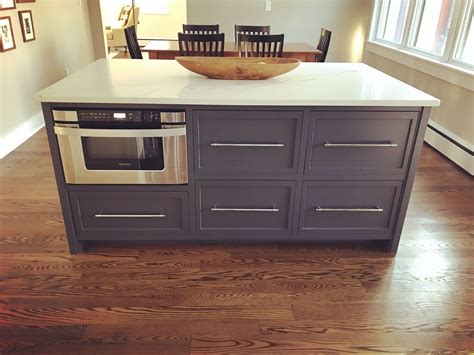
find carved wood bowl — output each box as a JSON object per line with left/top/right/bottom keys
{"left": 175, "top": 56, "right": 301, "bottom": 80}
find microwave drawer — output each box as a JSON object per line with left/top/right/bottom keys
{"left": 197, "top": 181, "right": 296, "bottom": 238}
{"left": 298, "top": 181, "right": 403, "bottom": 239}
{"left": 305, "top": 110, "right": 419, "bottom": 175}
{"left": 70, "top": 191, "right": 189, "bottom": 240}
{"left": 194, "top": 110, "right": 303, "bottom": 175}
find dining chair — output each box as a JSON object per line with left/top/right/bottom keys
{"left": 178, "top": 33, "right": 225, "bottom": 57}
{"left": 182, "top": 24, "right": 219, "bottom": 34}
{"left": 124, "top": 25, "right": 143, "bottom": 59}
{"left": 316, "top": 28, "right": 331, "bottom": 62}
{"left": 237, "top": 33, "right": 284, "bottom": 58}
{"left": 234, "top": 25, "right": 271, "bottom": 42}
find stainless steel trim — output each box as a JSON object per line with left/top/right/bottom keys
{"left": 324, "top": 142, "right": 398, "bottom": 147}
{"left": 53, "top": 110, "right": 78, "bottom": 122}
{"left": 315, "top": 207, "right": 384, "bottom": 212}
{"left": 95, "top": 213, "right": 166, "bottom": 218}
{"left": 54, "top": 126, "right": 186, "bottom": 138}
{"left": 55, "top": 125, "right": 188, "bottom": 184}
{"left": 161, "top": 111, "right": 186, "bottom": 123}
{"left": 210, "top": 143, "right": 285, "bottom": 148}
{"left": 211, "top": 207, "right": 280, "bottom": 212}
{"left": 55, "top": 123, "right": 79, "bottom": 128}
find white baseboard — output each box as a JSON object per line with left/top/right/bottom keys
{"left": 0, "top": 113, "right": 45, "bottom": 159}
{"left": 424, "top": 120, "right": 474, "bottom": 175}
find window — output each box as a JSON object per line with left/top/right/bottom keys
{"left": 409, "top": 0, "right": 455, "bottom": 55}
{"left": 376, "top": 0, "right": 410, "bottom": 44}
{"left": 370, "top": 0, "right": 474, "bottom": 71}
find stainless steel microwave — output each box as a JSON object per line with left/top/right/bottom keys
{"left": 53, "top": 109, "right": 188, "bottom": 184}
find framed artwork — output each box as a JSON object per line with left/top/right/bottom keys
{"left": 0, "top": 16, "right": 15, "bottom": 52}
{"left": 18, "top": 10, "right": 34, "bottom": 42}
{"left": 0, "top": 0, "right": 16, "bottom": 10}
{"left": 16, "top": 0, "right": 36, "bottom": 3}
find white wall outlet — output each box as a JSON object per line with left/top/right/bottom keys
{"left": 265, "top": 0, "right": 271, "bottom": 11}
{"left": 66, "top": 68, "right": 70, "bottom": 76}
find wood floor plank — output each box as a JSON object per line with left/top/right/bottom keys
{"left": 0, "top": 130, "right": 472, "bottom": 352}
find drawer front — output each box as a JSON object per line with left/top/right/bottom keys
{"left": 197, "top": 181, "right": 296, "bottom": 237}
{"left": 194, "top": 110, "right": 303, "bottom": 175}
{"left": 299, "top": 181, "right": 403, "bottom": 239}
{"left": 306, "top": 111, "right": 419, "bottom": 175}
{"left": 70, "top": 191, "right": 189, "bottom": 240}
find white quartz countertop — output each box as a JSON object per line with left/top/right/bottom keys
{"left": 36, "top": 59, "right": 440, "bottom": 107}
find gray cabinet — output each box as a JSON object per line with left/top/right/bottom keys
{"left": 196, "top": 180, "right": 296, "bottom": 238}
{"left": 42, "top": 102, "right": 429, "bottom": 254}
{"left": 298, "top": 181, "right": 403, "bottom": 239}
{"left": 194, "top": 110, "right": 303, "bottom": 175}
{"left": 70, "top": 191, "right": 190, "bottom": 240}
{"left": 305, "top": 111, "right": 419, "bottom": 175}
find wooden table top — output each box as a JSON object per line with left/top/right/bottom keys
{"left": 143, "top": 40, "right": 321, "bottom": 55}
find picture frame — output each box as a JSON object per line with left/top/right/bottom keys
{"left": 16, "top": 0, "right": 35, "bottom": 3}
{"left": 0, "top": 16, "right": 15, "bottom": 52}
{"left": 0, "top": 0, "right": 16, "bottom": 10}
{"left": 18, "top": 10, "right": 35, "bottom": 42}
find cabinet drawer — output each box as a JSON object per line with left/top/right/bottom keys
{"left": 305, "top": 111, "right": 419, "bottom": 175}
{"left": 299, "top": 181, "right": 402, "bottom": 239}
{"left": 197, "top": 181, "right": 296, "bottom": 237}
{"left": 70, "top": 191, "right": 189, "bottom": 240}
{"left": 194, "top": 110, "right": 303, "bottom": 175}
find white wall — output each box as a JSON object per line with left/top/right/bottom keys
{"left": 186, "top": 0, "right": 372, "bottom": 62}
{"left": 0, "top": 0, "right": 95, "bottom": 158}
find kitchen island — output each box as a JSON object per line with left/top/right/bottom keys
{"left": 37, "top": 59, "right": 439, "bottom": 254}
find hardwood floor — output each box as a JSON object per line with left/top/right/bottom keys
{"left": 0, "top": 129, "right": 473, "bottom": 353}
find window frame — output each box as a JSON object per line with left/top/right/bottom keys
{"left": 451, "top": 0, "right": 474, "bottom": 66}
{"left": 370, "top": 0, "right": 474, "bottom": 72}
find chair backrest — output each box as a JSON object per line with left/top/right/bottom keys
{"left": 182, "top": 24, "right": 219, "bottom": 34}
{"left": 316, "top": 28, "right": 331, "bottom": 62}
{"left": 178, "top": 33, "right": 225, "bottom": 57}
{"left": 234, "top": 25, "right": 270, "bottom": 42}
{"left": 124, "top": 26, "right": 142, "bottom": 59}
{"left": 238, "top": 33, "right": 284, "bottom": 58}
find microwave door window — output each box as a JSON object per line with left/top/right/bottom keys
{"left": 81, "top": 137, "right": 164, "bottom": 171}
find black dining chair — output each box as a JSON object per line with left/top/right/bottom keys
{"left": 124, "top": 26, "right": 142, "bottom": 59}
{"left": 182, "top": 24, "right": 219, "bottom": 34}
{"left": 234, "top": 25, "right": 271, "bottom": 42}
{"left": 178, "top": 33, "right": 225, "bottom": 57}
{"left": 316, "top": 28, "right": 331, "bottom": 62}
{"left": 237, "top": 33, "right": 284, "bottom": 58}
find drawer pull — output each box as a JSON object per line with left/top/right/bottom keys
{"left": 315, "top": 207, "right": 384, "bottom": 212}
{"left": 210, "top": 143, "right": 285, "bottom": 148}
{"left": 211, "top": 207, "right": 279, "bottom": 212}
{"left": 94, "top": 213, "right": 166, "bottom": 218}
{"left": 324, "top": 142, "right": 398, "bottom": 148}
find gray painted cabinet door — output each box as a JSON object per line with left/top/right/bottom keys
{"left": 194, "top": 110, "right": 303, "bottom": 175}
{"left": 305, "top": 111, "right": 419, "bottom": 175}
{"left": 70, "top": 191, "right": 190, "bottom": 240}
{"left": 298, "top": 181, "right": 403, "bottom": 239}
{"left": 197, "top": 180, "right": 296, "bottom": 238}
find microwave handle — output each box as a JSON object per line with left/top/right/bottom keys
{"left": 53, "top": 126, "right": 186, "bottom": 138}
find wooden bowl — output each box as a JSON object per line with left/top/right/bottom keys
{"left": 175, "top": 56, "right": 301, "bottom": 80}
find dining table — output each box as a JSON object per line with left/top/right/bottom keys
{"left": 142, "top": 40, "right": 322, "bottom": 62}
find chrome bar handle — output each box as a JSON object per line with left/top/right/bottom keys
{"left": 54, "top": 126, "right": 186, "bottom": 138}
{"left": 324, "top": 142, "right": 398, "bottom": 147}
{"left": 95, "top": 213, "right": 166, "bottom": 218}
{"left": 211, "top": 207, "right": 280, "bottom": 212}
{"left": 210, "top": 143, "right": 285, "bottom": 148}
{"left": 315, "top": 207, "right": 384, "bottom": 212}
